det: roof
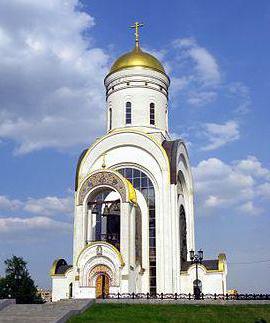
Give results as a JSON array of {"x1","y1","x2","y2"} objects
[
  {"x1": 181, "y1": 260, "x2": 219, "y2": 271},
  {"x1": 55, "y1": 264, "x2": 73, "y2": 275},
  {"x1": 162, "y1": 139, "x2": 183, "y2": 184},
  {"x1": 109, "y1": 46, "x2": 166, "y2": 75}
]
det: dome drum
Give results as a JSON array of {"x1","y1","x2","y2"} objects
[{"x1": 105, "y1": 72, "x2": 169, "y2": 100}]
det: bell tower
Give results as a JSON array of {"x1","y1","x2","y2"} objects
[{"x1": 104, "y1": 22, "x2": 170, "y2": 135}]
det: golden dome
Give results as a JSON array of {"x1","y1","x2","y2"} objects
[{"x1": 109, "y1": 46, "x2": 166, "y2": 75}]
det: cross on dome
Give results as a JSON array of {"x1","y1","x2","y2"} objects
[{"x1": 130, "y1": 22, "x2": 144, "y2": 48}]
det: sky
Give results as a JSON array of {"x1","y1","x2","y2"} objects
[{"x1": 0, "y1": 0, "x2": 270, "y2": 292}]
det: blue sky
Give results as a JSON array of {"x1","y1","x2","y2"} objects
[{"x1": 0, "y1": 0, "x2": 269, "y2": 292}]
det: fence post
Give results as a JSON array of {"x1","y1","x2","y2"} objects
[
  {"x1": 174, "y1": 293, "x2": 177, "y2": 300},
  {"x1": 214, "y1": 293, "x2": 216, "y2": 300},
  {"x1": 201, "y1": 293, "x2": 204, "y2": 300},
  {"x1": 161, "y1": 293, "x2": 163, "y2": 300},
  {"x1": 132, "y1": 292, "x2": 135, "y2": 299},
  {"x1": 188, "y1": 293, "x2": 191, "y2": 300},
  {"x1": 147, "y1": 292, "x2": 149, "y2": 299},
  {"x1": 117, "y1": 292, "x2": 120, "y2": 299},
  {"x1": 226, "y1": 293, "x2": 228, "y2": 300}
]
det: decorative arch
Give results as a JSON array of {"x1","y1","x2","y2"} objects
[
  {"x1": 75, "y1": 130, "x2": 171, "y2": 189},
  {"x1": 88, "y1": 264, "x2": 113, "y2": 287},
  {"x1": 77, "y1": 170, "x2": 136, "y2": 205},
  {"x1": 77, "y1": 242, "x2": 123, "y2": 287}
]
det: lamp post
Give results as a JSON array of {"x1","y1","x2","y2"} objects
[{"x1": 189, "y1": 249, "x2": 203, "y2": 300}]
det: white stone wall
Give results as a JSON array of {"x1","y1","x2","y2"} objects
[
  {"x1": 74, "y1": 130, "x2": 195, "y2": 294},
  {"x1": 104, "y1": 67, "x2": 170, "y2": 133},
  {"x1": 51, "y1": 268, "x2": 73, "y2": 302},
  {"x1": 180, "y1": 265, "x2": 227, "y2": 295}
]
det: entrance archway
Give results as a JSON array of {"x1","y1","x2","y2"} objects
[
  {"x1": 96, "y1": 273, "x2": 110, "y2": 298},
  {"x1": 193, "y1": 279, "x2": 202, "y2": 299},
  {"x1": 69, "y1": 282, "x2": 73, "y2": 298}
]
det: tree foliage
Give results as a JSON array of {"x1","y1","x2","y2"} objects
[{"x1": 0, "y1": 255, "x2": 43, "y2": 304}]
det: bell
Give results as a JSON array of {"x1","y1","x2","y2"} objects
[{"x1": 102, "y1": 204, "x2": 110, "y2": 216}]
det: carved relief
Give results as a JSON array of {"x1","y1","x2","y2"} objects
[{"x1": 78, "y1": 171, "x2": 127, "y2": 205}]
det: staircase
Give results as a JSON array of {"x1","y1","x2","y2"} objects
[{"x1": 0, "y1": 299, "x2": 94, "y2": 323}]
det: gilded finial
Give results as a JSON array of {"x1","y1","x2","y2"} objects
[
  {"x1": 102, "y1": 153, "x2": 106, "y2": 169},
  {"x1": 130, "y1": 21, "x2": 144, "y2": 49}
]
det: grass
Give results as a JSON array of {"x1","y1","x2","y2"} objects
[{"x1": 68, "y1": 303, "x2": 270, "y2": 323}]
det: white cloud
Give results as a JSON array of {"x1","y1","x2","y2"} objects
[
  {"x1": 0, "y1": 195, "x2": 22, "y2": 211},
  {"x1": 0, "y1": 216, "x2": 71, "y2": 233},
  {"x1": 193, "y1": 156, "x2": 270, "y2": 216},
  {"x1": 234, "y1": 155, "x2": 270, "y2": 179},
  {"x1": 228, "y1": 82, "x2": 251, "y2": 114},
  {"x1": 257, "y1": 183, "x2": 270, "y2": 199},
  {"x1": 24, "y1": 196, "x2": 73, "y2": 216},
  {"x1": 173, "y1": 37, "x2": 221, "y2": 86},
  {"x1": 201, "y1": 120, "x2": 240, "y2": 151},
  {"x1": 237, "y1": 201, "x2": 263, "y2": 215},
  {"x1": 187, "y1": 91, "x2": 217, "y2": 107},
  {"x1": 0, "y1": 0, "x2": 109, "y2": 154},
  {"x1": 0, "y1": 195, "x2": 73, "y2": 216}
]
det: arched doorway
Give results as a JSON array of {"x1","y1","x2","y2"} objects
[
  {"x1": 69, "y1": 282, "x2": 73, "y2": 298},
  {"x1": 193, "y1": 279, "x2": 202, "y2": 299},
  {"x1": 96, "y1": 273, "x2": 110, "y2": 298}
]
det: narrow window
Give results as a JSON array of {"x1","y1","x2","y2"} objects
[
  {"x1": 150, "y1": 103, "x2": 155, "y2": 125},
  {"x1": 109, "y1": 108, "x2": 112, "y2": 130},
  {"x1": 126, "y1": 101, "x2": 131, "y2": 124}
]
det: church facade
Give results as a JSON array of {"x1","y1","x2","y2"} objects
[{"x1": 50, "y1": 24, "x2": 227, "y2": 301}]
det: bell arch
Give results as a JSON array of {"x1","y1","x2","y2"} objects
[{"x1": 77, "y1": 169, "x2": 136, "y2": 206}]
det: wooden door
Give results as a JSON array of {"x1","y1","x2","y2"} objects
[{"x1": 96, "y1": 274, "x2": 110, "y2": 298}]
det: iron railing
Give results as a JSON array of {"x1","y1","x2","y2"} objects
[{"x1": 103, "y1": 292, "x2": 270, "y2": 300}]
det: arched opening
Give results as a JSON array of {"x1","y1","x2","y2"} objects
[
  {"x1": 150, "y1": 103, "x2": 155, "y2": 125},
  {"x1": 118, "y1": 167, "x2": 156, "y2": 294},
  {"x1": 193, "y1": 279, "x2": 202, "y2": 299},
  {"x1": 68, "y1": 282, "x2": 73, "y2": 299},
  {"x1": 96, "y1": 273, "x2": 110, "y2": 298},
  {"x1": 88, "y1": 189, "x2": 121, "y2": 250},
  {"x1": 125, "y1": 101, "x2": 132, "y2": 124},
  {"x1": 179, "y1": 205, "x2": 187, "y2": 264}
]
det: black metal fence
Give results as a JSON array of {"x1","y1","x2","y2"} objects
[{"x1": 103, "y1": 292, "x2": 270, "y2": 300}]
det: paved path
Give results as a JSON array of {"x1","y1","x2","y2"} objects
[
  {"x1": 0, "y1": 299, "x2": 94, "y2": 323},
  {"x1": 97, "y1": 298, "x2": 270, "y2": 305}
]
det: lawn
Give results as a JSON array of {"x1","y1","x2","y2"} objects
[{"x1": 68, "y1": 303, "x2": 270, "y2": 323}]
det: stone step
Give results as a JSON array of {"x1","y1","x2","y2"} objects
[{"x1": 0, "y1": 299, "x2": 94, "y2": 323}]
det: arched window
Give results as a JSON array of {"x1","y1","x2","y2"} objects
[
  {"x1": 109, "y1": 108, "x2": 112, "y2": 130},
  {"x1": 150, "y1": 103, "x2": 155, "y2": 125},
  {"x1": 180, "y1": 205, "x2": 187, "y2": 264},
  {"x1": 118, "y1": 167, "x2": 156, "y2": 295},
  {"x1": 126, "y1": 101, "x2": 132, "y2": 124}
]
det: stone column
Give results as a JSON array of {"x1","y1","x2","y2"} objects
[
  {"x1": 87, "y1": 209, "x2": 92, "y2": 243},
  {"x1": 73, "y1": 205, "x2": 84, "y2": 264},
  {"x1": 120, "y1": 202, "x2": 130, "y2": 293},
  {"x1": 92, "y1": 212, "x2": 96, "y2": 241}
]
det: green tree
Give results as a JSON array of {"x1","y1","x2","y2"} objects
[{"x1": 0, "y1": 255, "x2": 43, "y2": 304}]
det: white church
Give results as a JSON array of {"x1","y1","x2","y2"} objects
[{"x1": 50, "y1": 23, "x2": 227, "y2": 301}]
